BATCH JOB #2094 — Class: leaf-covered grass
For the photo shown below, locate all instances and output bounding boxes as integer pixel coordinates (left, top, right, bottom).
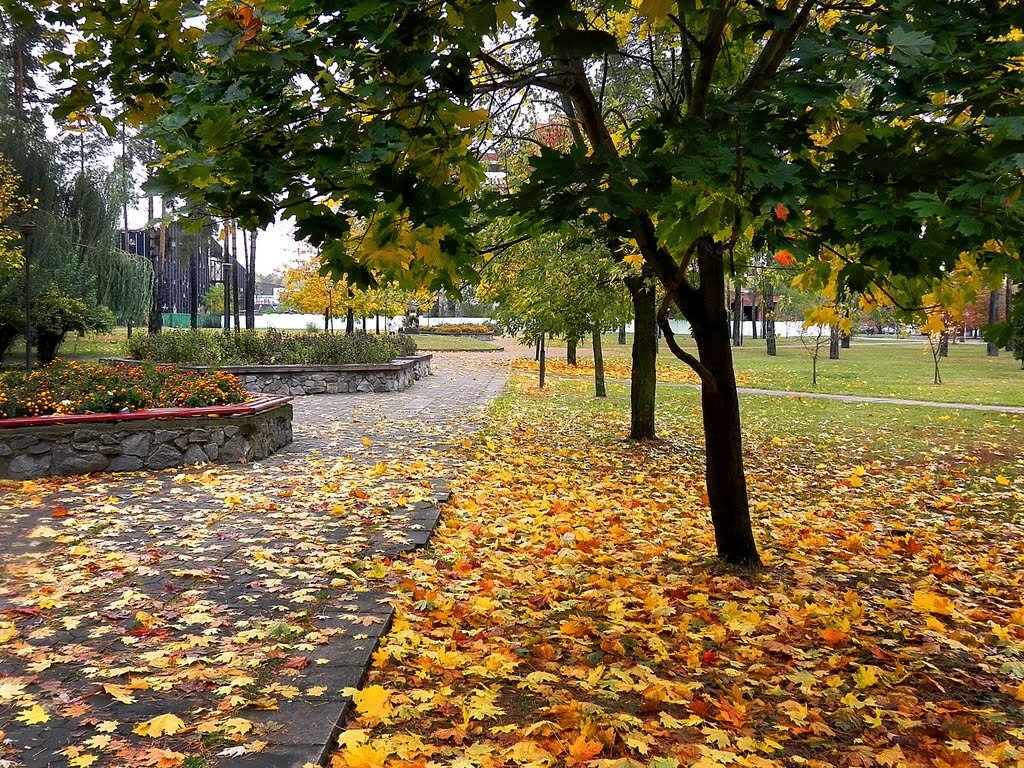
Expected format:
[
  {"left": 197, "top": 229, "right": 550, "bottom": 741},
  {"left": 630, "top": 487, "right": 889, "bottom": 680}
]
[
  {"left": 539, "top": 336, "right": 1024, "bottom": 406},
  {"left": 333, "top": 377, "right": 1024, "bottom": 767}
]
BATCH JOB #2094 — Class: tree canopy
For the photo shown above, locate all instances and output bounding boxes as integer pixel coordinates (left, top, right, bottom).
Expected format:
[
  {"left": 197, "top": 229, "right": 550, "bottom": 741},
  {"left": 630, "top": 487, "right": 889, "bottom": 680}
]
[{"left": 33, "top": 0, "right": 1024, "bottom": 563}]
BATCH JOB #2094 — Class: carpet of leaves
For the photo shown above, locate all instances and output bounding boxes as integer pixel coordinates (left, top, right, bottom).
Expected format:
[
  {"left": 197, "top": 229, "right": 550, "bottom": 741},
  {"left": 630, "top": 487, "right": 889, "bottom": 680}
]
[
  {"left": 0, "top": 446, "right": 447, "bottom": 767},
  {"left": 334, "top": 379, "right": 1024, "bottom": 768},
  {"left": 507, "top": 359, "right": 754, "bottom": 388}
]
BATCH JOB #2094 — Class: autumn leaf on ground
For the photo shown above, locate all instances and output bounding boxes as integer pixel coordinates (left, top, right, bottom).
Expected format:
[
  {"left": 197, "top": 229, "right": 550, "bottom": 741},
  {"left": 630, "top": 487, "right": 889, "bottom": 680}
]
[
  {"left": 133, "top": 714, "right": 186, "bottom": 737},
  {"left": 15, "top": 704, "right": 49, "bottom": 725}
]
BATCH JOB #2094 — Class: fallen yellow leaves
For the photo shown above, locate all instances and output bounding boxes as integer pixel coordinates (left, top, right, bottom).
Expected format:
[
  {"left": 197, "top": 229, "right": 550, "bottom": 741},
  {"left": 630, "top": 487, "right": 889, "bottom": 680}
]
[
  {"left": 133, "top": 713, "right": 186, "bottom": 737},
  {"left": 330, "top": 377, "right": 1024, "bottom": 767},
  {"left": 15, "top": 704, "right": 48, "bottom": 725},
  {"left": 509, "top": 357, "right": 755, "bottom": 387}
]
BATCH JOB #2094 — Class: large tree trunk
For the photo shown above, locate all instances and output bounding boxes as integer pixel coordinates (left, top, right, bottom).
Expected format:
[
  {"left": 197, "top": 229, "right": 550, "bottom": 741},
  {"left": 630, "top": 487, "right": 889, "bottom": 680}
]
[
  {"left": 764, "top": 283, "right": 777, "bottom": 357},
  {"left": 538, "top": 333, "right": 546, "bottom": 388},
  {"left": 987, "top": 289, "right": 1000, "bottom": 356},
  {"left": 829, "top": 325, "right": 840, "bottom": 360},
  {"left": 1006, "top": 278, "right": 1014, "bottom": 353},
  {"left": 939, "top": 330, "right": 949, "bottom": 358},
  {"left": 35, "top": 331, "right": 66, "bottom": 366},
  {"left": 731, "top": 283, "right": 742, "bottom": 346},
  {"left": 566, "top": 336, "right": 577, "bottom": 365},
  {"left": 592, "top": 325, "right": 606, "bottom": 398},
  {"left": 346, "top": 307, "right": 355, "bottom": 335},
  {"left": 627, "top": 274, "right": 656, "bottom": 440},
  {"left": 618, "top": 325, "right": 626, "bottom": 345},
  {"left": 686, "top": 245, "right": 759, "bottom": 566},
  {"left": 0, "top": 325, "right": 19, "bottom": 360}
]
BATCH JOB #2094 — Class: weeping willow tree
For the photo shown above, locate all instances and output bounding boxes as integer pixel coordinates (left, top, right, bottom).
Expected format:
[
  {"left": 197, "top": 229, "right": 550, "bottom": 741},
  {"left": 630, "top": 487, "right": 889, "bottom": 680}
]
[
  {"left": 0, "top": 130, "right": 153, "bottom": 360},
  {"left": 0, "top": 5, "right": 151, "bottom": 362}
]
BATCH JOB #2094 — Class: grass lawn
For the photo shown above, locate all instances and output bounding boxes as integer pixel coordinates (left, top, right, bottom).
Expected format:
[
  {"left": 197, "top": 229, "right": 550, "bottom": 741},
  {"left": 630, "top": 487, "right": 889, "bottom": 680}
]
[
  {"left": 334, "top": 376, "right": 1024, "bottom": 766},
  {"left": 411, "top": 333, "right": 504, "bottom": 352},
  {"left": 535, "top": 334, "right": 1024, "bottom": 407}
]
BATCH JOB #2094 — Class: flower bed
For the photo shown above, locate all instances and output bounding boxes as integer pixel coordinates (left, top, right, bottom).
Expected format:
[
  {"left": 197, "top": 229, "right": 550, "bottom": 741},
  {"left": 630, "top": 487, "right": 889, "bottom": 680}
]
[
  {"left": 124, "top": 329, "right": 416, "bottom": 366},
  {"left": 419, "top": 323, "right": 495, "bottom": 335},
  {"left": 0, "top": 361, "right": 247, "bottom": 420}
]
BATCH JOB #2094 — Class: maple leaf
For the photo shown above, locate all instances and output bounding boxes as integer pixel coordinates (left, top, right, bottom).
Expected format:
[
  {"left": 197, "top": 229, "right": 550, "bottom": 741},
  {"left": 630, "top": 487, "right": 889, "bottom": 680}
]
[
  {"left": 774, "top": 202, "right": 790, "bottom": 221},
  {"left": 344, "top": 685, "right": 393, "bottom": 723},
  {"left": 566, "top": 734, "right": 603, "bottom": 763},
  {"left": 0, "top": 681, "right": 26, "bottom": 700},
  {"left": 773, "top": 249, "right": 796, "bottom": 266},
  {"left": 15, "top": 704, "right": 49, "bottom": 725},
  {"left": 133, "top": 713, "right": 186, "bottom": 737},
  {"left": 912, "top": 590, "right": 955, "bottom": 616},
  {"left": 69, "top": 755, "right": 98, "bottom": 768},
  {"left": 103, "top": 683, "right": 136, "bottom": 704},
  {"left": 334, "top": 742, "right": 390, "bottom": 768}
]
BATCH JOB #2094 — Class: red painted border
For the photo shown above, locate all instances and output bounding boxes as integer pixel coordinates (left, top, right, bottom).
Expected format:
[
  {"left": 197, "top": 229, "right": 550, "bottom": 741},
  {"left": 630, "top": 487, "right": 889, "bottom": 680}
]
[{"left": 0, "top": 395, "right": 292, "bottom": 430}]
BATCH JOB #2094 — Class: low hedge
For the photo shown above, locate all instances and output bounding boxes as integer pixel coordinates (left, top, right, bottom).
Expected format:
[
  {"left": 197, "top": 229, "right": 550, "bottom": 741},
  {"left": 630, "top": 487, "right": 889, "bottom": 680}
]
[
  {"left": 0, "top": 361, "right": 247, "bottom": 419},
  {"left": 123, "top": 329, "right": 417, "bottom": 366},
  {"left": 419, "top": 323, "right": 495, "bottom": 335}
]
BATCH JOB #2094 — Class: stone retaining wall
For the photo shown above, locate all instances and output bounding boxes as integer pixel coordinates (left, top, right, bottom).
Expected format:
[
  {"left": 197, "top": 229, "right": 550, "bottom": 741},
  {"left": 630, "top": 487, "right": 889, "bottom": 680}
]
[
  {"left": 103, "top": 354, "right": 432, "bottom": 397},
  {"left": 0, "top": 403, "right": 293, "bottom": 480}
]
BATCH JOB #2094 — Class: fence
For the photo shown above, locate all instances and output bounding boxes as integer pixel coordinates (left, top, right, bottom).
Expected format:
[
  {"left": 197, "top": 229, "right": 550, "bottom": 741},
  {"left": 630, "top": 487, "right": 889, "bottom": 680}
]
[{"left": 161, "top": 313, "right": 224, "bottom": 329}]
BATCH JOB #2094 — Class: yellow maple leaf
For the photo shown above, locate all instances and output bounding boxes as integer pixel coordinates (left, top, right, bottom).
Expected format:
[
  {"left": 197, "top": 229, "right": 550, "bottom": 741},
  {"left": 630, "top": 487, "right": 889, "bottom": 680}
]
[
  {"left": 636, "top": 0, "right": 673, "bottom": 23},
  {"left": 852, "top": 665, "right": 880, "bottom": 689},
  {"left": 344, "top": 685, "right": 393, "bottom": 723},
  {"left": 103, "top": 684, "right": 136, "bottom": 704},
  {"left": 0, "top": 681, "right": 26, "bottom": 700},
  {"left": 912, "top": 589, "right": 954, "bottom": 616},
  {"left": 335, "top": 742, "right": 389, "bottom": 768},
  {"left": 15, "top": 704, "right": 49, "bottom": 725},
  {"left": 69, "top": 755, "right": 98, "bottom": 768},
  {"left": 220, "top": 717, "right": 254, "bottom": 736},
  {"left": 133, "top": 713, "right": 186, "bottom": 737},
  {"left": 996, "top": 475, "right": 1012, "bottom": 486}
]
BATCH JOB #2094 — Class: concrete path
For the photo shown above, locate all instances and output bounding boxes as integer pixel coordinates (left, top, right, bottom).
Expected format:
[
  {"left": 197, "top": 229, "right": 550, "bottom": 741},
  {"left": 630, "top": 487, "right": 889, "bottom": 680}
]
[{"left": 0, "top": 353, "right": 506, "bottom": 768}]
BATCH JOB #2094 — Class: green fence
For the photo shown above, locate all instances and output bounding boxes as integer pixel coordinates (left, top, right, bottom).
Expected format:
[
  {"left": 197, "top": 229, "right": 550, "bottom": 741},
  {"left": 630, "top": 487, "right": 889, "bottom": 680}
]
[{"left": 161, "top": 313, "right": 224, "bottom": 329}]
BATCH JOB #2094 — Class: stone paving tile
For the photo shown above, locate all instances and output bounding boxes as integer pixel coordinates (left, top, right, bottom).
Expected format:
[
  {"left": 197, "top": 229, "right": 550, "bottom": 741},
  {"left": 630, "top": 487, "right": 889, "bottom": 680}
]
[{"left": 0, "top": 353, "right": 506, "bottom": 768}]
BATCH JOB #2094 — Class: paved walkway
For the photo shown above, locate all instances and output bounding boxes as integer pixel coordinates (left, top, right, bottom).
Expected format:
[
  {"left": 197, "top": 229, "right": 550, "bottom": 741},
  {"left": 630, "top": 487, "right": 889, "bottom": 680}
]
[{"left": 0, "top": 353, "right": 505, "bottom": 768}]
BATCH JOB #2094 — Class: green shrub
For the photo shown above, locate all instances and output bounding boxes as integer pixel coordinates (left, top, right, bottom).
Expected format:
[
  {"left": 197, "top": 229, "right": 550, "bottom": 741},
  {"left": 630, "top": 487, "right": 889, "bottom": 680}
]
[{"left": 123, "top": 329, "right": 417, "bottom": 366}]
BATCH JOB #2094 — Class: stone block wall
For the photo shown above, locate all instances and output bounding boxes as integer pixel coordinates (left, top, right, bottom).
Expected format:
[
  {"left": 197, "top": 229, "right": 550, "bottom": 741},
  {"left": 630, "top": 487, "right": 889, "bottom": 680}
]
[
  {"left": 103, "top": 355, "right": 433, "bottom": 397},
  {"left": 236, "top": 354, "right": 432, "bottom": 395},
  {"left": 0, "top": 404, "right": 293, "bottom": 480}
]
